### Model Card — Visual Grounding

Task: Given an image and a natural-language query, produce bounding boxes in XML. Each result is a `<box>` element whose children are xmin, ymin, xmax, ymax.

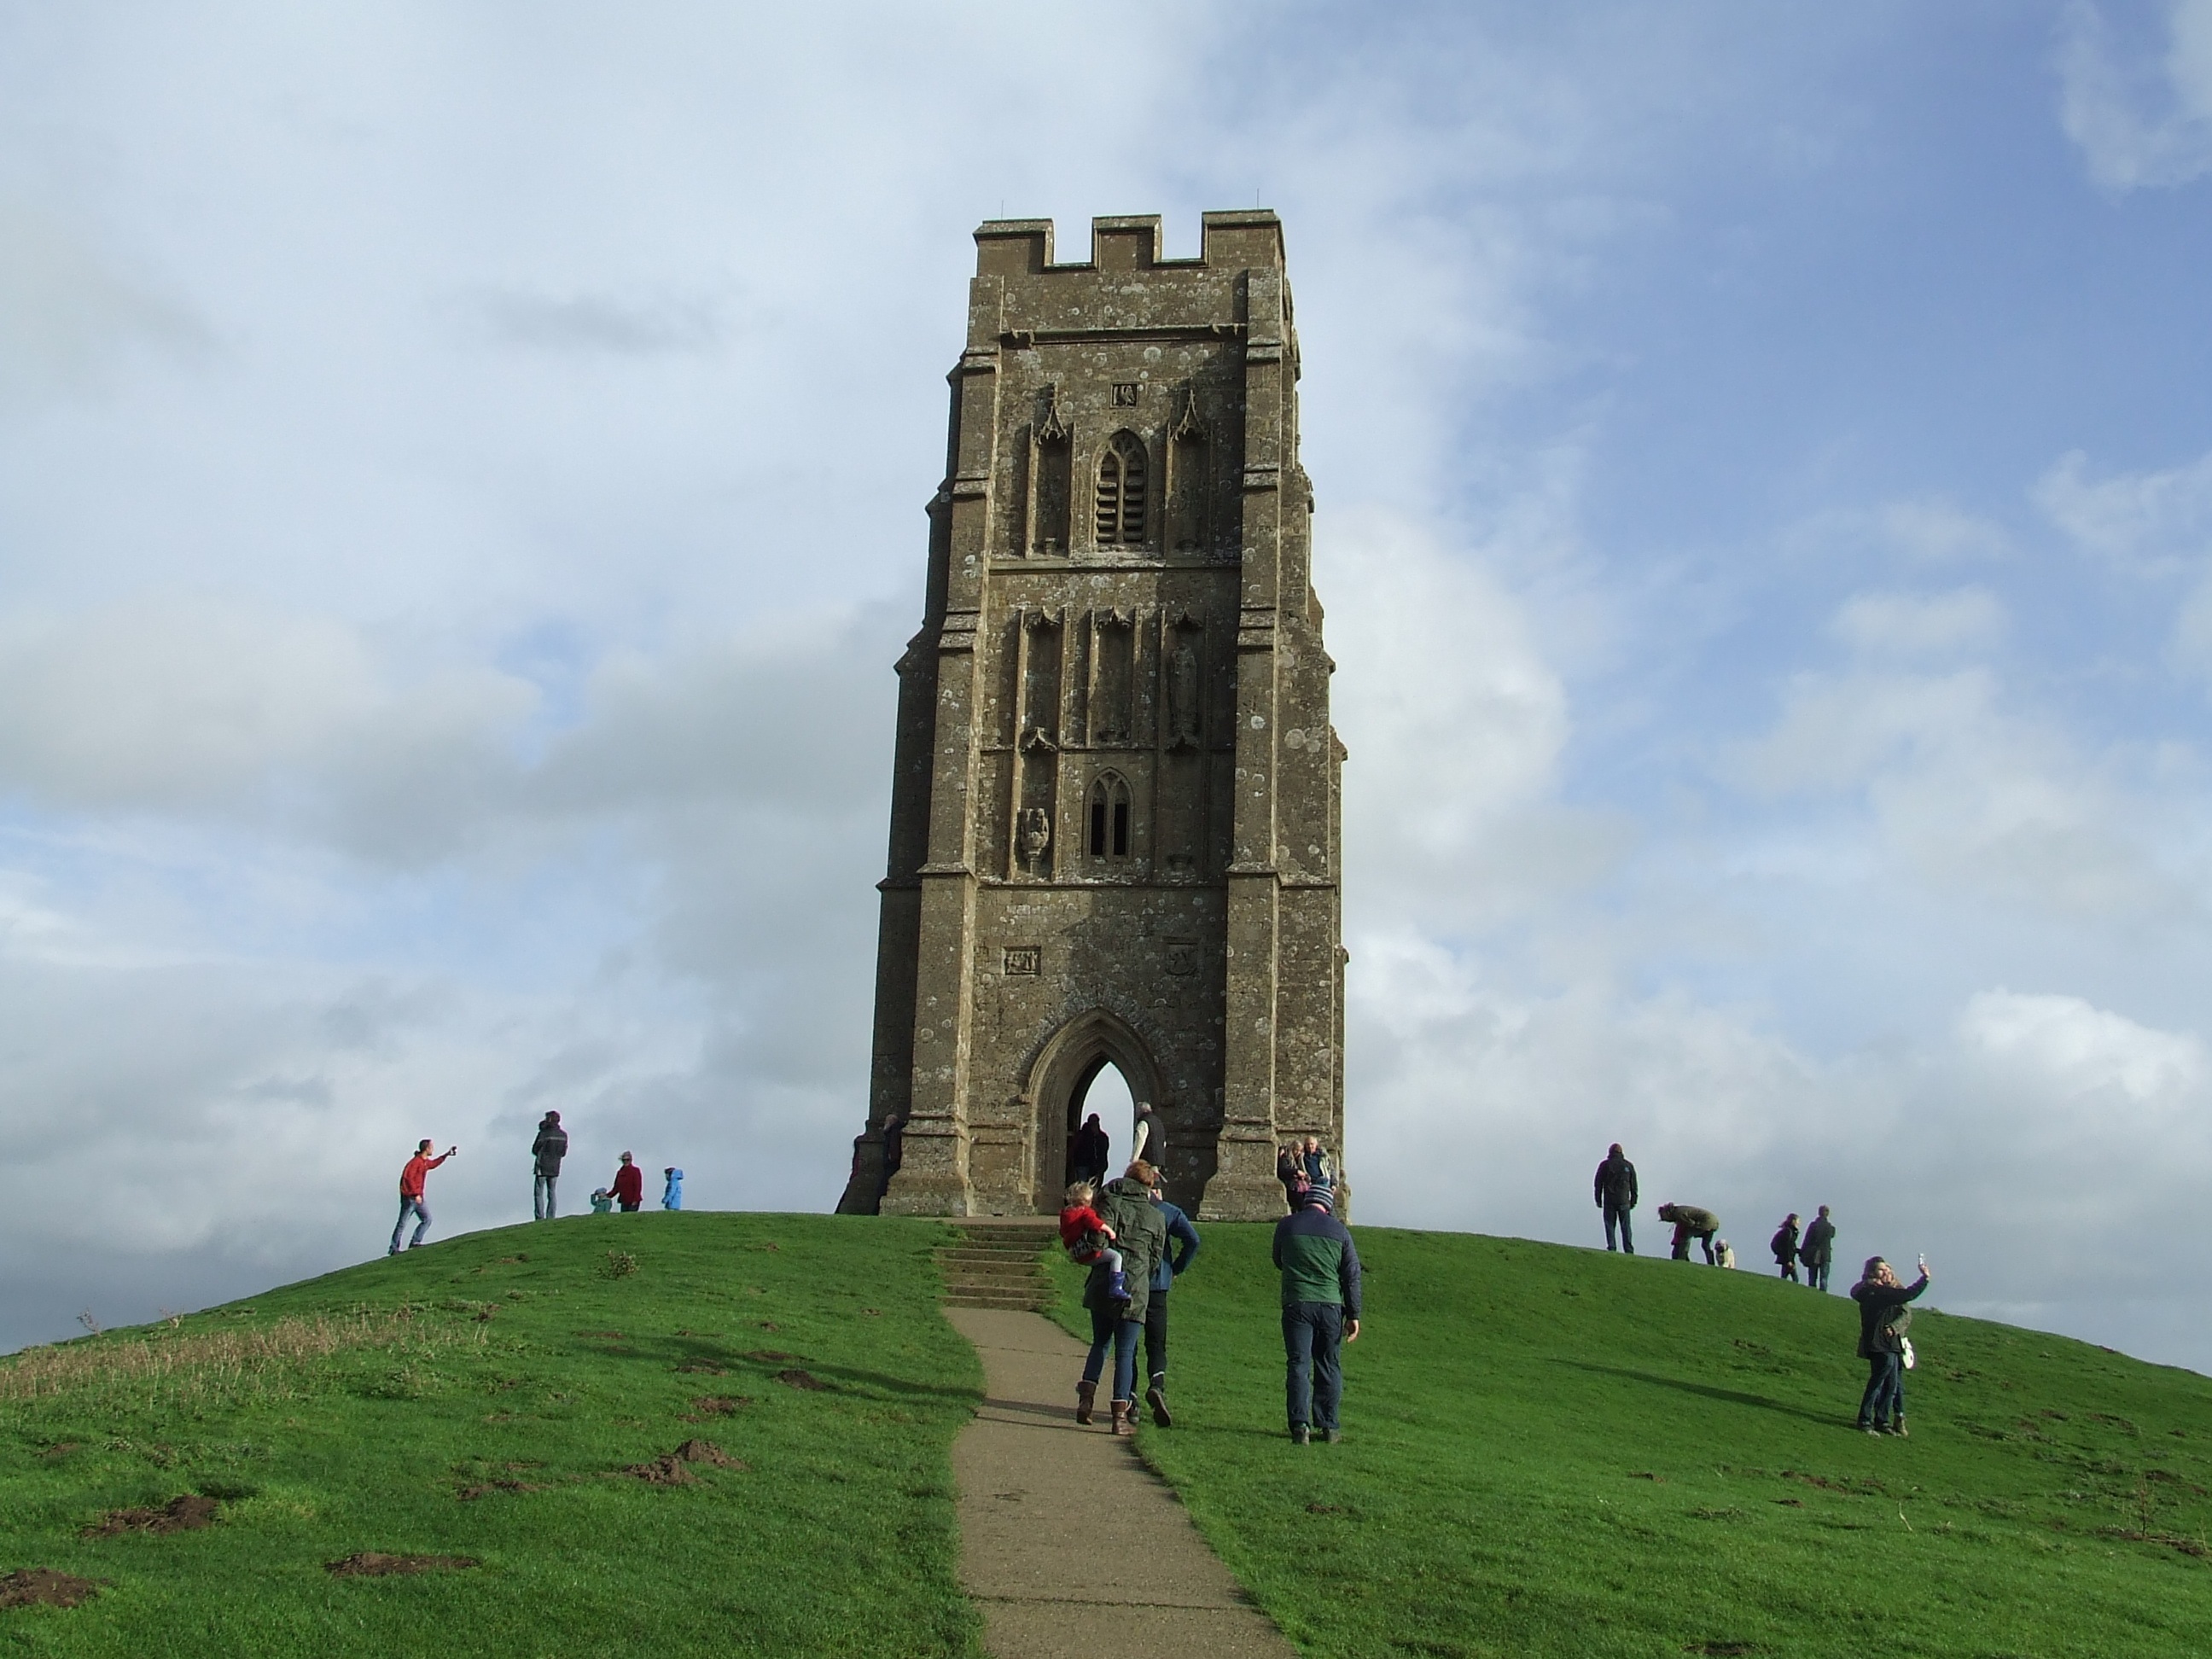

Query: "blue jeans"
<box><xmin>1283</xmin><ymin>1301</ymin><xmax>1344</xmax><ymax>1431</ymax></box>
<box><xmin>390</xmin><ymin>1196</ymin><xmax>430</xmax><ymax>1253</ymax></box>
<box><xmin>1604</xmin><ymin>1203</ymin><xmax>1634</xmax><ymax>1253</ymax></box>
<box><xmin>1859</xmin><ymin>1351</ymin><xmax>1905</xmax><ymax>1425</ymax></box>
<box><xmin>533</xmin><ymin>1173</ymin><xmax>558</xmax><ymax>1220</ymax></box>
<box><xmin>1083</xmin><ymin>1307</ymin><xmax>1140</xmax><ymax>1403</ymax></box>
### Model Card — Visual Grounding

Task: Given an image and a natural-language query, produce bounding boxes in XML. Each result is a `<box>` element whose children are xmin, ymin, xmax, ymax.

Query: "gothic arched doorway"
<box><xmin>1019</xmin><ymin>1007</ymin><xmax>1166</xmax><ymax>1213</ymax></box>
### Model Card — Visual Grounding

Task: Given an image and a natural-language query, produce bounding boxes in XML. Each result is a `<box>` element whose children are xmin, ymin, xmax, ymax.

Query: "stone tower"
<box><xmin>836</xmin><ymin>211</ymin><xmax>1342</xmax><ymax>1221</ymax></box>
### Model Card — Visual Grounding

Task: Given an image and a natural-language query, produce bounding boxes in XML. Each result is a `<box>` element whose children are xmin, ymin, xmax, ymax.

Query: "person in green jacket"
<box><xmin>1077</xmin><ymin>1163</ymin><xmax>1169</xmax><ymax>1436</ymax></box>
<box><xmin>1272</xmin><ymin>1183</ymin><xmax>1363</xmax><ymax>1445</ymax></box>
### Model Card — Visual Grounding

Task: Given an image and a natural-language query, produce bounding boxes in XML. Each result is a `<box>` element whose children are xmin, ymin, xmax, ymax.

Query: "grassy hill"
<box><xmin>7</xmin><ymin>1216</ymin><xmax>2211</xmax><ymax>1657</ymax></box>
<box><xmin>1051</xmin><ymin>1225</ymin><xmax>2212</xmax><ymax>1658</ymax></box>
<box><xmin>0</xmin><ymin>1214</ymin><xmax>981</xmax><ymax>1656</ymax></box>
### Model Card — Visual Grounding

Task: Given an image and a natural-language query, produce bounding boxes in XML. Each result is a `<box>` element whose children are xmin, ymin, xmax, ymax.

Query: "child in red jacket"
<box><xmin>1060</xmin><ymin>1180</ymin><xmax>1126</xmax><ymax>1301</ymax></box>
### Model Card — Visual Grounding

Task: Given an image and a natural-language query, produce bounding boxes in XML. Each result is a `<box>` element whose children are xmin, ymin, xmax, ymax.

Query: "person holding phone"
<box><xmin>1850</xmin><ymin>1253</ymin><xmax>1930</xmax><ymax>1435</ymax></box>
<box><xmin>390</xmin><ymin>1139</ymin><xmax>457</xmax><ymax>1254</ymax></box>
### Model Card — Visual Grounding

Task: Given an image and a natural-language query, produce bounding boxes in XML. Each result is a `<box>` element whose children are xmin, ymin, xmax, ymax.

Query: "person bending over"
<box><xmin>1656</xmin><ymin>1202</ymin><xmax>1720</xmax><ymax>1264</ymax></box>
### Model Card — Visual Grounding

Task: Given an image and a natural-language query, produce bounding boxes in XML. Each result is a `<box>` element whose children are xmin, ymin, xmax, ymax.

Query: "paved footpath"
<box><xmin>944</xmin><ymin>1307</ymin><xmax>1298</xmax><ymax>1659</ymax></box>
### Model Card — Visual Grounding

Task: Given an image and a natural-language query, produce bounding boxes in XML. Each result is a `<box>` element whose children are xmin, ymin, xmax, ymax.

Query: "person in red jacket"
<box><xmin>610</xmin><ymin>1151</ymin><xmax>644</xmax><ymax>1212</ymax></box>
<box><xmin>390</xmin><ymin>1139</ymin><xmax>457</xmax><ymax>1254</ymax></box>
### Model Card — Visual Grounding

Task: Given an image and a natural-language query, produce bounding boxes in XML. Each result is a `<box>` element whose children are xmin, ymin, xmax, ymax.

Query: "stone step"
<box><xmin>945</xmin><ymin>1289</ymin><xmax>1053</xmax><ymax>1310</ymax></box>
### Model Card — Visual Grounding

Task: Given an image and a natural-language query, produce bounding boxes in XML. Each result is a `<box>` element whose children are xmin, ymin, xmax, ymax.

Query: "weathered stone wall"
<box><xmin>837</xmin><ymin>212</ymin><xmax>1342</xmax><ymax>1221</ymax></box>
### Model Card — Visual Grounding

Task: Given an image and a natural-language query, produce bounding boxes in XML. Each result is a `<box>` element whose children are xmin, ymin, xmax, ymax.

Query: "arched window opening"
<box><xmin>1094</xmin><ymin>431</ymin><xmax>1148</xmax><ymax>546</ymax></box>
<box><xmin>1086</xmin><ymin>772</ymin><xmax>1132</xmax><ymax>861</ymax></box>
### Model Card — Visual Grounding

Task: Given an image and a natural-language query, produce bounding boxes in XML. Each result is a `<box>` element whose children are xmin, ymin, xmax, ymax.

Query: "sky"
<box><xmin>3</xmin><ymin>0</ymin><xmax>2212</xmax><ymax>1370</ymax></box>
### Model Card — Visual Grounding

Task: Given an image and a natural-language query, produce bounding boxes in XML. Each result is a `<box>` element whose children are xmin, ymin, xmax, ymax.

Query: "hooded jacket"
<box><xmin>1083</xmin><ymin>1177</ymin><xmax>1168</xmax><ymax>1323</ymax></box>
<box><xmin>1660</xmin><ymin>1203</ymin><xmax>1719</xmax><ymax>1235</ymax></box>
<box><xmin>1771</xmin><ymin>1220</ymin><xmax>1801</xmax><ymax>1265</ymax></box>
<box><xmin>532</xmin><ymin>1121</ymin><xmax>568</xmax><ymax>1177</ymax></box>
<box><xmin>1594</xmin><ymin>1153</ymin><xmax>1638</xmax><ymax>1209</ymax></box>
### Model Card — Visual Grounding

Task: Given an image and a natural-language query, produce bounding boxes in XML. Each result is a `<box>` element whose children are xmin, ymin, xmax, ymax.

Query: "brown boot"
<box><xmin>1109</xmin><ymin>1400</ymin><xmax>1132</xmax><ymax>1436</ymax></box>
<box><xmin>1075</xmin><ymin>1379</ymin><xmax>1096</xmax><ymax>1425</ymax></box>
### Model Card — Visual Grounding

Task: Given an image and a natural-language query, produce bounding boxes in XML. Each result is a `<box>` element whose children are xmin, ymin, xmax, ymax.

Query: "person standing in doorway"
<box><xmin>1130</xmin><ymin>1103</ymin><xmax>1161</xmax><ymax>1167</ymax></box>
<box><xmin>1140</xmin><ymin>1167</ymin><xmax>1202</xmax><ymax>1427</ymax></box>
<box><xmin>610</xmin><ymin>1151</ymin><xmax>644</xmax><ymax>1213</ymax></box>
<box><xmin>1272</xmin><ymin>1182</ymin><xmax>1362</xmax><ymax>1445</ymax></box>
<box><xmin>531</xmin><ymin>1111</ymin><xmax>568</xmax><ymax>1220</ymax></box>
<box><xmin>1802</xmin><ymin>1206</ymin><xmax>1837</xmax><ymax>1291</ymax></box>
<box><xmin>1593</xmin><ymin>1144</ymin><xmax>1638</xmax><ymax>1254</ymax></box>
<box><xmin>390</xmin><ymin>1139</ymin><xmax>457</xmax><ymax>1254</ymax></box>
<box><xmin>1072</xmin><ymin>1114</ymin><xmax>1110</xmax><ymax>1185</ymax></box>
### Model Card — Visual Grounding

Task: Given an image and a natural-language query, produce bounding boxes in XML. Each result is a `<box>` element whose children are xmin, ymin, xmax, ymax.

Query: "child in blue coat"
<box><xmin>661</xmin><ymin>1167</ymin><xmax>684</xmax><ymax>1210</ymax></box>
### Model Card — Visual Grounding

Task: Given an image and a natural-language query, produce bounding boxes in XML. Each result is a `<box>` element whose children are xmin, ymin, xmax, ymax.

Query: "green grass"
<box><xmin>1053</xmin><ymin>1225</ymin><xmax>2212</xmax><ymax>1658</ymax></box>
<box><xmin>0</xmin><ymin>1213</ymin><xmax>981</xmax><ymax>1657</ymax></box>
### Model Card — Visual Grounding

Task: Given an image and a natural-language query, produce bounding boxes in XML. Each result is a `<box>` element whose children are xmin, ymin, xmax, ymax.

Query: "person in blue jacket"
<box><xmin>661</xmin><ymin>1167</ymin><xmax>684</xmax><ymax>1211</ymax></box>
<box><xmin>1141</xmin><ymin>1173</ymin><xmax>1202</xmax><ymax>1427</ymax></box>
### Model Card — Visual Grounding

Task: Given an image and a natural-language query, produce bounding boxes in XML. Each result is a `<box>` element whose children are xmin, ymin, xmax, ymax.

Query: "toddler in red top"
<box><xmin>1060</xmin><ymin>1181</ymin><xmax>1127</xmax><ymax>1301</ymax></box>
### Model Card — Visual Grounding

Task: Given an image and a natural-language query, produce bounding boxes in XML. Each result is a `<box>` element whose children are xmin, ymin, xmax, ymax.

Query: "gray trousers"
<box><xmin>533</xmin><ymin>1172</ymin><xmax>558</xmax><ymax>1220</ymax></box>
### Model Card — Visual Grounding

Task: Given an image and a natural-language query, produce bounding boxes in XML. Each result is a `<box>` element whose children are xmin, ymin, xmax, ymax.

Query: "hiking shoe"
<box><xmin>1075</xmin><ymin>1379</ymin><xmax>1097</xmax><ymax>1426</ymax></box>
<box><xmin>1146</xmin><ymin>1383</ymin><xmax>1172</xmax><ymax>1427</ymax></box>
<box><xmin>1890</xmin><ymin>1418</ymin><xmax>1909</xmax><ymax>1438</ymax></box>
<box><xmin>1323</xmin><ymin>1429</ymin><xmax>1342</xmax><ymax>1444</ymax></box>
<box><xmin>1857</xmin><ymin>1421</ymin><xmax>1877</xmax><ymax>1435</ymax></box>
<box><xmin>1109</xmin><ymin>1400</ymin><xmax>1132</xmax><ymax>1437</ymax></box>
<box><xmin>1289</xmin><ymin>1424</ymin><xmax>1311</xmax><ymax>1446</ymax></box>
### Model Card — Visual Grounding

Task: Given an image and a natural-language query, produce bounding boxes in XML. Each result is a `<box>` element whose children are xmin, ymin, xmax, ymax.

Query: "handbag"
<box><xmin>1900</xmin><ymin>1336</ymin><xmax>1916</xmax><ymax>1371</ymax></box>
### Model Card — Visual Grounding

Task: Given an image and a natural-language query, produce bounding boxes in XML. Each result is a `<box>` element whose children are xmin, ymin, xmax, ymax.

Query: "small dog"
<box><xmin>1714</xmin><ymin>1239</ymin><xmax>1738</xmax><ymax>1269</ymax></box>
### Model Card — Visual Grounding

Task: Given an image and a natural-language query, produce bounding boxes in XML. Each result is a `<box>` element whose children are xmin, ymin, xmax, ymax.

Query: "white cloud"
<box><xmin>1960</xmin><ymin>987</ymin><xmax>2203</xmax><ymax>1103</ymax></box>
<box><xmin>2057</xmin><ymin>0</ymin><xmax>2212</xmax><ymax>190</ymax></box>
<box><xmin>1325</xmin><ymin>505</ymin><xmax>1630</xmax><ymax>934</ymax></box>
<box><xmin>2034</xmin><ymin>445</ymin><xmax>2212</xmax><ymax>571</ymax></box>
<box><xmin>1830</xmin><ymin>587</ymin><xmax>2005</xmax><ymax>658</ymax></box>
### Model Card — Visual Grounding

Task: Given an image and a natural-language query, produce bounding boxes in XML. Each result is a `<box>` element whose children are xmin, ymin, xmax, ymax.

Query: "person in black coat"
<box><xmin>1801</xmin><ymin>1206</ymin><xmax>1837</xmax><ymax>1291</ymax></box>
<box><xmin>1771</xmin><ymin>1214</ymin><xmax>1802</xmax><ymax>1282</ymax></box>
<box><xmin>1071</xmin><ymin>1114</ymin><xmax>1111</xmax><ymax>1185</ymax></box>
<box><xmin>1593</xmin><ymin>1144</ymin><xmax>1638</xmax><ymax>1254</ymax></box>
<box><xmin>1851</xmin><ymin>1254</ymin><xmax>1931</xmax><ymax>1435</ymax></box>
<box><xmin>531</xmin><ymin>1111</ymin><xmax>568</xmax><ymax>1220</ymax></box>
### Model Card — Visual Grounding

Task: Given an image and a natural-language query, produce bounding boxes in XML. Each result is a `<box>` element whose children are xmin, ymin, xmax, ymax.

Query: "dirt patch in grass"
<box><xmin>325</xmin><ymin>1552</ymin><xmax>478</xmax><ymax>1576</ymax></box>
<box><xmin>38</xmin><ymin>1443</ymin><xmax>79</xmax><ymax>1460</ymax></box>
<box><xmin>746</xmin><ymin>1349</ymin><xmax>797</xmax><ymax>1362</ymax></box>
<box><xmin>685</xmin><ymin>1395</ymin><xmax>750</xmax><ymax>1418</ymax></box>
<box><xmin>84</xmin><ymin>1494</ymin><xmax>218</xmax><ymax>1537</ymax></box>
<box><xmin>457</xmin><ymin>1478</ymin><xmax>545</xmax><ymax>1500</ymax></box>
<box><xmin>0</xmin><ymin>1569</ymin><xmax>102</xmax><ymax>1609</ymax></box>
<box><xmin>624</xmin><ymin>1438</ymin><xmax>748</xmax><ymax>1484</ymax></box>
<box><xmin>774</xmin><ymin>1368</ymin><xmax>830</xmax><ymax>1391</ymax></box>
<box><xmin>1685</xmin><ymin>1644</ymin><xmax>1761</xmax><ymax>1656</ymax></box>
<box><xmin>673</xmin><ymin>1359</ymin><xmax>725</xmax><ymax>1375</ymax></box>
